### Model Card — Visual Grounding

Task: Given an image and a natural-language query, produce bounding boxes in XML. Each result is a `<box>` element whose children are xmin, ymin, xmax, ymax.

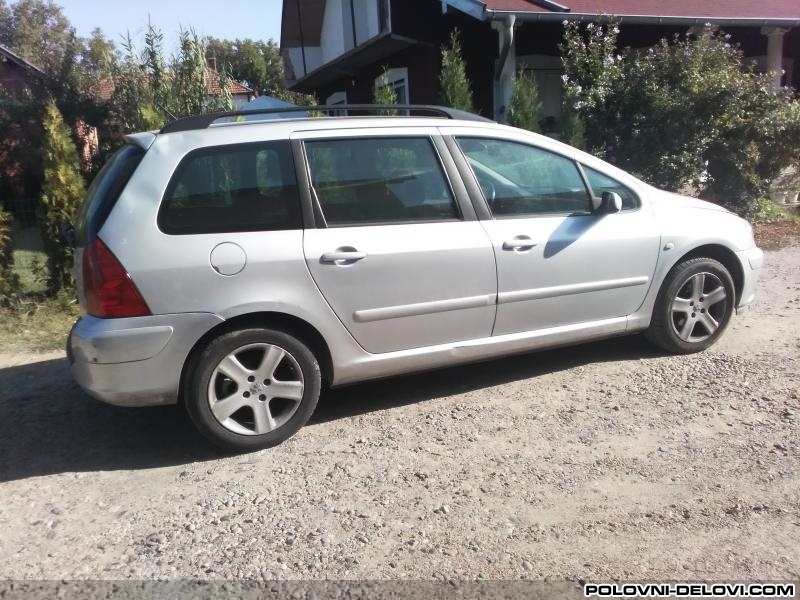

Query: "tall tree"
<box><xmin>0</xmin><ymin>0</ymin><xmax>12</xmax><ymax>46</ymax></box>
<box><xmin>439</xmin><ymin>30</ymin><xmax>473</xmax><ymax>112</ymax></box>
<box><xmin>206</xmin><ymin>37</ymin><xmax>284</xmax><ymax>94</ymax></box>
<box><xmin>39</xmin><ymin>98</ymin><xmax>85</xmax><ymax>291</ymax></box>
<box><xmin>80</xmin><ymin>27</ymin><xmax>116</xmax><ymax>84</ymax></box>
<box><xmin>3</xmin><ymin>0</ymin><xmax>73</xmax><ymax>73</ymax></box>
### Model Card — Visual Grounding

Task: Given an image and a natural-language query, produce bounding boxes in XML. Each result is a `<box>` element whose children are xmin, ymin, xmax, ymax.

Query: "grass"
<box><xmin>1</xmin><ymin>244</ymin><xmax>80</xmax><ymax>354</ymax></box>
<box><xmin>0</xmin><ymin>292</ymin><xmax>80</xmax><ymax>353</ymax></box>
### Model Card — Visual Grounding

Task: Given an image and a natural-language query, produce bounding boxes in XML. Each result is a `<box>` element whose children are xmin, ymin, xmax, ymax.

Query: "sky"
<box><xmin>57</xmin><ymin>0</ymin><xmax>283</xmax><ymax>47</ymax></box>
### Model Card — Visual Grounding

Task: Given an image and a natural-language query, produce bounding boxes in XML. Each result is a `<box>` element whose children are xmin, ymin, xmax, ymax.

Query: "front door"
<box><xmin>298</xmin><ymin>130</ymin><xmax>497</xmax><ymax>354</ymax></box>
<box><xmin>448</xmin><ymin>134</ymin><xmax>660</xmax><ymax>336</ymax></box>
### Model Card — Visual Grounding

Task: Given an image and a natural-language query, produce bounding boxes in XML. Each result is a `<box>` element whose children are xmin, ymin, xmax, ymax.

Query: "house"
<box><xmin>280</xmin><ymin>0</ymin><xmax>800</xmax><ymax>123</ymax></box>
<box><xmin>0</xmin><ymin>43</ymin><xmax>46</xmax><ymax>98</ymax></box>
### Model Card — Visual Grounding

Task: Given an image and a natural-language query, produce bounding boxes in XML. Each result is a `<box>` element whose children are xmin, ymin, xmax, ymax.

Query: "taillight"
<box><xmin>83</xmin><ymin>238</ymin><xmax>151</xmax><ymax>318</ymax></box>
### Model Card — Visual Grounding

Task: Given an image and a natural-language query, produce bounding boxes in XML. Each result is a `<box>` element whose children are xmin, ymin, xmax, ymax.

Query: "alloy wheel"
<box><xmin>670</xmin><ymin>271</ymin><xmax>728</xmax><ymax>343</ymax></box>
<box><xmin>207</xmin><ymin>343</ymin><xmax>305</xmax><ymax>435</ymax></box>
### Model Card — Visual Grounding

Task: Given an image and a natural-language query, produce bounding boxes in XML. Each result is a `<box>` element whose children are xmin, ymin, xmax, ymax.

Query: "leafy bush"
<box><xmin>39</xmin><ymin>98</ymin><xmax>85</xmax><ymax>292</ymax></box>
<box><xmin>0</xmin><ymin>207</ymin><xmax>18</xmax><ymax>302</ymax></box>
<box><xmin>507</xmin><ymin>70</ymin><xmax>542</xmax><ymax>132</ymax></box>
<box><xmin>560</xmin><ymin>22</ymin><xmax>800</xmax><ymax>214</ymax></box>
<box><xmin>440</xmin><ymin>30</ymin><xmax>474</xmax><ymax>112</ymax></box>
<box><xmin>374</xmin><ymin>66</ymin><xmax>399</xmax><ymax>115</ymax></box>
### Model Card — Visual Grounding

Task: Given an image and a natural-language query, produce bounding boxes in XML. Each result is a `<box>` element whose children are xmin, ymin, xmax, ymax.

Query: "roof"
<box><xmin>478</xmin><ymin>0</ymin><xmax>800</xmax><ymax>21</ymax></box>
<box><xmin>92</xmin><ymin>68</ymin><xmax>253</xmax><ymax>102</ymax></box>
<box><xmin>206</xmin><ymin>68</ymin><xmax>253</xmax><ymax>96</ymax></box>
<box><xmin>0</xmin><ymin>43</ymin><xmax>46</xmax><ymax>77</ymax></box>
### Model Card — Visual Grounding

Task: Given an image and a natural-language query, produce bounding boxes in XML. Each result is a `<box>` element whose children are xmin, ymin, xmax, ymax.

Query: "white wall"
<box><xmin>321</xmin><ymin>0</ymin><xmax>346</xmax><ymax>63</ymax></box>
<box><xmin>320</xmin><ymin>0</ymin><xmax>381</xmax><ymax>64</ymax></box>
<box><xmin>353</xmin><ymin>0</ymin><xmax>380</xmax><ymax>46</ymax></box>
<box><xmin>285</xmin><ymin>46</ymin><xmax>323</xmax><ymax>79</ymax></box>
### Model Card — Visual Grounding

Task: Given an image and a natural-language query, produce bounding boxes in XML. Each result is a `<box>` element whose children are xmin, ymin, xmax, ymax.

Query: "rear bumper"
<box><xmin>735</xmin><ymin>246</ymin><xmax>763</xmax><ymax>309</ymax></box>
<box><xmin>68</xmin><ymin>312</ymin><xmax>223</xmax><ymax>407</ymax></box>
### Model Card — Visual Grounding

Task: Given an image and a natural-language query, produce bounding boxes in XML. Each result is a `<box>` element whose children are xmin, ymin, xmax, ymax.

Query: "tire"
<box><xmin>646</xmin><ymin>257</ymin><xmax>735</xmax><ymax>354</ymax></box>
<box><xmin>185</xmin><ymin>328</ymin><xmax>321</xmax><ymax>452</ymax></box>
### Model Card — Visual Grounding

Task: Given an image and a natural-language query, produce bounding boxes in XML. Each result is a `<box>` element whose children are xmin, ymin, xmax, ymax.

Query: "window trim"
<box><xmin>451</xmin><ymin>135</ymin><xmax>595</xmax><ymax>220</ymax></box>
<box><xmin>157</xmin><ymin>140</ymin><xmax>303</xmax><ymax>236</ymax></box>
<box><xmin>300</xmin><ymin>134</ymin><xmax>468</xmax><ymax>229</ymax></box>
<box><xmin>579</xmin><ymin>162</ymin><xmax>642</xmax><ymax>212</ymax></box>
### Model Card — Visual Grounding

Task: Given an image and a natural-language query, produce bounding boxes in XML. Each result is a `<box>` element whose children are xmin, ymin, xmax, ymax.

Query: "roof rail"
<box><xmin>159</xmin><ymin>104</ymin><xmax>494</xmax><ymax>134</ymax></box>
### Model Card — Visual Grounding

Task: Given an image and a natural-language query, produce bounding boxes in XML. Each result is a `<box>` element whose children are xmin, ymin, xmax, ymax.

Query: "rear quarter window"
<box><xmin>159</xmin><ymin>141</ymin><xmax>302</xmax><ymax>235</ymax></box>
<box><xmin>74</xmin><ymin>144</ymin><xmax>144</xmax><ymax>246</ymax></box>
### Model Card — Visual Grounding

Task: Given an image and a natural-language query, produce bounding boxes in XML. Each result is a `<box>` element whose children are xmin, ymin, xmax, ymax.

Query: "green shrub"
<box><xmin>374</xmin><ymin>66</ymin><xmax>399</xmax><ymax>115</ymax></box>
<box><xmin>560</xmin><ymin>22</ymin><xmax>800</xmax><ymax>215</ymax></box>
<box><xmin>440</xmin><ymin>30</ymin><xmax>474</xmax><ymax>112</ymax></box>
<box><xmin>40</xmin><ymin>98</ymin><xmax>85</xmax><ymax>292</ymax></box>
<box><xmin>0</xmin><ymin>208</ymin><xmax>18</xmax><ymax>302</ymax></box>
<box><xmin>507</xmin><ymin>70</ymin><xmax>542</xmax><ymax>132</ymax></box>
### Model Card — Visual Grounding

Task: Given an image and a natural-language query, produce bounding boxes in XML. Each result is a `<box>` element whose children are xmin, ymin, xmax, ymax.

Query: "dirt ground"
<box><xmin>0</xmin><ymin>246</ymin><xmax>798</xmax><ymax>588</ymax></box>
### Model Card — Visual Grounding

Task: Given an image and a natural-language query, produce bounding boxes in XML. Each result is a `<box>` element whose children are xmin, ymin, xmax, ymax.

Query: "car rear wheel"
<box><xmin>646</xmin><ymin>257</ymin><xmax>735</xmax><ymax>354</ymax></box>
<box><xmin>186</xmin><ymin>328</ymin><xmax>321</xmax><ymax>451</ymax></box>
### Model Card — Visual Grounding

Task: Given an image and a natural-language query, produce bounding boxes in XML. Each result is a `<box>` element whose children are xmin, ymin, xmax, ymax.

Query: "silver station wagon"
<box><xmin>68</xmin><ymin>105</ymin><xmax>763</xmax><ymax>451</ymax></box>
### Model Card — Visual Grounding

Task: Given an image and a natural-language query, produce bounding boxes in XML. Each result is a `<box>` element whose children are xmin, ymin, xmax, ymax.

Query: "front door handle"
<box><xmin>321</xmin><ymin>250</ymin><xmax>367</xmax><ymax>263</ymax></box>
<box><xmin>502</xmin><ymin>236</ymin><xmax>537</xmax><ymax>251</ymax></box>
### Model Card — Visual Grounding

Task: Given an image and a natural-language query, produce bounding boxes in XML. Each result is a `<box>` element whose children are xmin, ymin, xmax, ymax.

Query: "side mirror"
<box><xmin>599</xmin><ymin>191</ymin><xmax>622</xmax><ymax>214</ymax></box>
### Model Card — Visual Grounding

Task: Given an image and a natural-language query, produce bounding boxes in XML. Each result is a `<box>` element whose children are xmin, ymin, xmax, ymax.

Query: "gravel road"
<box><xmin>0</xmin><ymin>246</ymin><xmax>798</xmax><ymax>588</ymax></box>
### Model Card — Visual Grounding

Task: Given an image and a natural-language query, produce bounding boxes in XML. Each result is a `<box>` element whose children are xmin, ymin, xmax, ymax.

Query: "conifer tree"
<box><xmin>439</xmin><ymin>31</ymin><xmax>474</xmax><ymax>112</ymax></box>
<box><xmin>40</xmin><ymin>99</ymin><xmax>85</xmax><ymax>291</ymax></box>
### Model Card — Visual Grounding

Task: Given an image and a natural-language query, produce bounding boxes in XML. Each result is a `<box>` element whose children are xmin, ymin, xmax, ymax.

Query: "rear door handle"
<box><xmin>321</xmin><ymin>251</ymin><xmax>367</xmax><ymax>263</ymax></box>
<box><xmin>502</xmin><ymin>236</ymin><xmax>537</xmax><ymax>251</ymax></box>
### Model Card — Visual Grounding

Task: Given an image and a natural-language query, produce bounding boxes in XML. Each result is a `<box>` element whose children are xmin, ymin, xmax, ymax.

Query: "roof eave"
<box><xmin>485</xmin><ymin>10</ymin><xmax>800</xmax><ymax>26</ymax></box>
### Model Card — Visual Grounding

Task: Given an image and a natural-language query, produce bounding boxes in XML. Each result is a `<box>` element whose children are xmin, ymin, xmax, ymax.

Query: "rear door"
<box><xmin>295</xmin><ymin>128</ymin><xmax>497</xmax><ymax>354</ymax></box>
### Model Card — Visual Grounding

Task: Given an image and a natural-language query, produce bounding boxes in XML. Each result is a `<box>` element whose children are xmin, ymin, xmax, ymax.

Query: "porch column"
<box><xmin>492</xmin><ymin>15</ymin><xmax>517</xmax><ymax>122</ymax></box>
<box><xmin>761</xmin><ymin>27</ymin><xmax>790</xmax><ymax>89</ymax></box>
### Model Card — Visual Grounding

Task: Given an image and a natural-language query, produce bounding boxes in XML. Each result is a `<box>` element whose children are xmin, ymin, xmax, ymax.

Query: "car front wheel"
<box><xmin>185</xmin><ymin>328</ymin><xmax>321</xmax><ymax>451</ymax></box>
<box><xmin>646</xmin><ymin>257</ymin><xmax>735</xmax><ymax>354</ymax></box>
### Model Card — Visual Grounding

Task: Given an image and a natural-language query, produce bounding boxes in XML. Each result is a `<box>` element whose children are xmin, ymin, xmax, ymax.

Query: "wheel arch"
<box><xmin>178</xmin><ymin>311</ymin><xmax>334</xmax><ymax>405</ymax></box>
<box><xmin>673</xmin><ymin>243</ymin><xmax>743</xmax><ymax>304</ymax></box>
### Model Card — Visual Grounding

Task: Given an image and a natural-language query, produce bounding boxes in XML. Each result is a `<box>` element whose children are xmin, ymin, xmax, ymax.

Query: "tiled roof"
<box><xmin>483</xmin><ymin>0</ymin><xmax>800</xmax><ymax>19</ymax></box>
<box><xmin>206</xmin><ymin>68</ymin><xmax>253</xmax><ymax>95</ymax></box>
<box><xmin>92</xmin><ymin>68</ymin><xmax>253</xmax><ymax>101</ymax></box>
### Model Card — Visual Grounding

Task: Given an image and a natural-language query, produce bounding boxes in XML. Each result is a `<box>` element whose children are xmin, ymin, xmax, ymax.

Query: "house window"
<box><xmin>374</xmin><ymin>67</ymin><xmax>409</xmax><ymax>105</ymax></box>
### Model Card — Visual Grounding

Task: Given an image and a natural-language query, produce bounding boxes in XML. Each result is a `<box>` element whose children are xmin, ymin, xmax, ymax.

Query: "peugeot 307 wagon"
<box><xmin>67</xmin><ymin>105</ymin><xmax>763</xmax><ymax>451</ymax></box>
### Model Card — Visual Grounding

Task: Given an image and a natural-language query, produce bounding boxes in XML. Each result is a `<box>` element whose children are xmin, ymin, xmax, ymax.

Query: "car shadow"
<box><xmin>0</xmin><ymin>335</ymin><xmax>665</xmax><ymax>482</ymax></box>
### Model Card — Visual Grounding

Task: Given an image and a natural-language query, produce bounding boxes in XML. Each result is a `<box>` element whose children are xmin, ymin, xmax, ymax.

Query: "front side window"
<box><xmin>583</xmin><ymin>165</ymin><xmax>639</xmax><ymax>210</ymax></box>
<box><xmin>456</xmin><ymin>137</ymin><xmax>591</xmax><ymax>217</ymax></box>
<box><xmin>305</xmin><ymin>137</ymin><xmax>459</xmax><ymax>226</ymax></box>
<box><xmin>159</xmin><ymin>141</ymin><xmax>301</xmax><ymax>234</ymax></box>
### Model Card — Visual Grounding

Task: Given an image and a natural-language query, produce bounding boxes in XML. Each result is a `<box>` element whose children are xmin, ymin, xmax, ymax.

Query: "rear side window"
<box><xmin>75</xmin><ymin>144</ymin><xmax>144</xmax><ymax>246</ymax></box>
<box><xmin>582</xmin><ymin>165</ymin><xmax>639</xmax><ymax>210</ymax></box>
<box><xmin>159</xmin><ymin>141</ymin><xmax>301</xmax><ymax>234</ymax></box>
<box><xmin>304</xmin><ymin>137</ymin><xmax>459</xmax><ymax>226</ymax></box>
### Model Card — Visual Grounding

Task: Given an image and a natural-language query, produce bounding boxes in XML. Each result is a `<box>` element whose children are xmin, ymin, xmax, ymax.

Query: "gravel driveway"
<box><xmin>0</xmin><ymin>246</ymin><xmax>798</xmax><ymax>589</ymax></box>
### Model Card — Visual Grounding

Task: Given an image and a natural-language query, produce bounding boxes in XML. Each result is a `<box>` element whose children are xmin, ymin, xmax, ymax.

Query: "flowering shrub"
<box><xmin>560</xmin><ymin>22</ymin><xmax>800</xmax><ymax>215</ymax></box>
